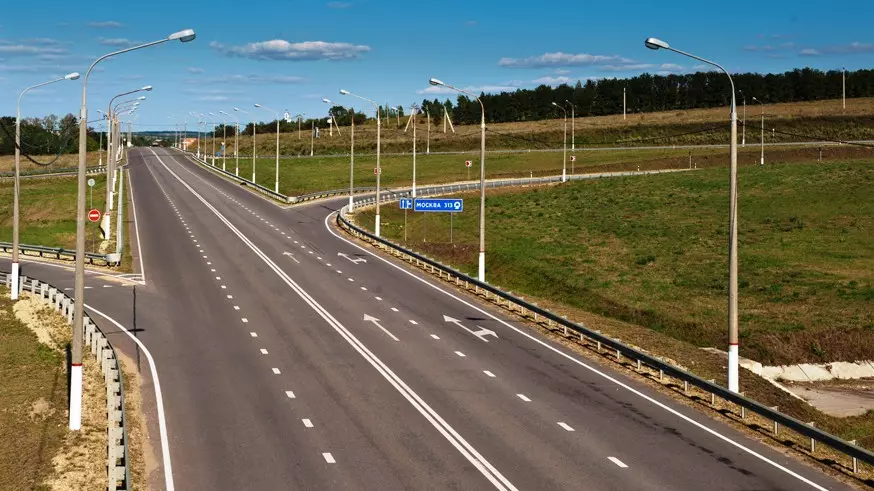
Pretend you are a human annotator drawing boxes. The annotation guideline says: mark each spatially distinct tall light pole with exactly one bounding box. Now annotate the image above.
[254,104,281,194]
[739,90,746,147]
[429,77,487,282]
[405,104,419,197]
[341,89,382,236]
[325,98,355,211]
[565,100,575,151]
[623,86,627,120]
[72,28,196,432]
[752,97,765,166]
[842,66,846,110]
[219,111,230,171]
[105,87,151,238]
[233,107,247,176]
[11,72,80,301]
[551,102,568,181]
[646,36,740,393]
[188,111,199,156]
[297,112,306,139]
[208,112,217,164]
[426,109,431,154]
[310,119,315,156]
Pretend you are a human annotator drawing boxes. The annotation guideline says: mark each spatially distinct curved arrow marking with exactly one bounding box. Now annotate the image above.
[444,315,498,342]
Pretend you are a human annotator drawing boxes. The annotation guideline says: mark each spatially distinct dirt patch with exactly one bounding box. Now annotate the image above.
[28,398,55,423]
[117,350,156,489]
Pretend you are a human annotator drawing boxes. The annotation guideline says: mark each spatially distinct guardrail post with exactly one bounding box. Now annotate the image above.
[684,381,688,394]
[851,440,858,473]
[808,422,816,453]
[708,379,716,405]
[740,392,745,419]
[637,359,641,371]
[772,406,779,435]
[30,278,37,294]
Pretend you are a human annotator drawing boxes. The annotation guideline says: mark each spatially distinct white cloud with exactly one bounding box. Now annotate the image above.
[800,42,874,56]
[327,1,352,8]
[187,67,204,74]
[553,68,571,75]
[185,74,306,85]
[196,95,230,102]
[99,38,136,47]
[531,76,573,86]
[210,39,371,61]
[498,52,632,68]
[88,21,124,28]
[0,44,67,56]
[0,63,41,72]
[659,63,685,73]
[600,63,655,72]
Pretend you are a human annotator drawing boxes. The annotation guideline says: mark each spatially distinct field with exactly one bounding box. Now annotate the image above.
[354,161,873,366]
[0,175,107,251]
[200,142,873,197]
[191,97,874,156]
[0,151,104,173]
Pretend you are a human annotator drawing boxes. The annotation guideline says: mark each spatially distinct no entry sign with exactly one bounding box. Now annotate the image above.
[465,160,472,168]
[88,209,101,222]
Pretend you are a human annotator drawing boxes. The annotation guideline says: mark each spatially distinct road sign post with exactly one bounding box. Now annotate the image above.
[465,159,472,180]
[413,198,463,212]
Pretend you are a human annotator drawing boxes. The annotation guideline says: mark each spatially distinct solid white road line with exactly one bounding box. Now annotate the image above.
[86,305,174,491]
[303,419,314,428]
[557,422,575,432]
[322,452,336,464]
[323,210,830,491]
[483,370,496,378]
[154,149,517,491]
[516,394,531,402]
[608,457,628,468]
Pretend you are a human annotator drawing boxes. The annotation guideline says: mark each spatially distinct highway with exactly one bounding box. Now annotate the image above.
[8,146,854,490]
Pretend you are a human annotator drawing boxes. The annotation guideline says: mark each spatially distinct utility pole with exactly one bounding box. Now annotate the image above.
[623,86,626,120]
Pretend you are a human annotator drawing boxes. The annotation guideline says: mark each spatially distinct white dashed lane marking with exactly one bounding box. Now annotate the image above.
[557,422,575,432]
[250,332,258,337]
[272,368,281,375]
[517,394,531,402]
[322,453,336,464]
[608,457,628,468]
[260,349,268,355]
[409,320,418,325]
[483,370,496,378]
[285,391,295,398]
[431,334,440,340]
[455,351,466,358]
[302,419,313,428]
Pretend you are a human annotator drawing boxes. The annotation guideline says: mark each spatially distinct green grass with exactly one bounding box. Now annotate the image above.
[0,176,107,252]
[0,290,68,490]
[355,160,874,366]
[202,142,873,198]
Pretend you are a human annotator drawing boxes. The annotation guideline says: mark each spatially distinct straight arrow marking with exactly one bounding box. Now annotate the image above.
[364,314,399,341]
[282,251,300,264]
[338,252,367,264]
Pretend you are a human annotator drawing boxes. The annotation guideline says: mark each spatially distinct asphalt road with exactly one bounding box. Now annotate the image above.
[7,146,855,490]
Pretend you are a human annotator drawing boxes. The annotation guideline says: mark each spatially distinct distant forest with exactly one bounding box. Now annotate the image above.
[433,67,874,125]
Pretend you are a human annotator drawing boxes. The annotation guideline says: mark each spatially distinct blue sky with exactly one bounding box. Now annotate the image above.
[1,0,873,130]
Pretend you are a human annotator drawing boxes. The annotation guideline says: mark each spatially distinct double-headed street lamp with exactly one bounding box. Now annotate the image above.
[10,72,80,301]
[208,112,217,164]
[340,89,382,235]
[233,107,247,177]
[219,110,231,171]
[325,97,355,211]
[105,86,151,237]
[429,77,487,282]
[72,28,195,433]
[254,104,281,194]
[551,102,568,182]
[752,97,765,166]
[646,36,741,393]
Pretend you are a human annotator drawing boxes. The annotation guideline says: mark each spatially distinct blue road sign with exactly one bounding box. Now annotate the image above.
[414,198,463,212]
[399,198,413,210]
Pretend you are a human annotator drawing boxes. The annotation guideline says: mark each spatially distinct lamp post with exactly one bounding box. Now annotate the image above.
[341,89,382,236]
[208,112,217,165]
[11,72,80,301]
[325,97,355,211]
[646,36,740,393]
[405,104,419,197]
[739,90,746,147]
[752,97,764,166]
[72,28,196,432]
[219,110,230,171]
[429,77,487,282]
[233,107,247,177]
[842,67,846,110]
[565,99,575,151]
[105,87,151,238]
[310,119,315,156]
[254,104,281,194]
[552,102,568,181]
[297,112,306,139]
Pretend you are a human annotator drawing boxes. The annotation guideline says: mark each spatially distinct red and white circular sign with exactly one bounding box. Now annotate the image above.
[465,160,472,168]
[88,209,101,222]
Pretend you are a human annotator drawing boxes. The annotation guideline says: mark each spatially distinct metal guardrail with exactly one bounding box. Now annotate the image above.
[336,201,873,476]
[183,152,292,203]
[0,242,119,266]
[0,165,106,180]
[1,271,131,491]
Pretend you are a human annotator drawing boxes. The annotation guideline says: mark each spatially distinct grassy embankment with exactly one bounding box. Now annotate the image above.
[353,161,874,448]
[0,152,103,174]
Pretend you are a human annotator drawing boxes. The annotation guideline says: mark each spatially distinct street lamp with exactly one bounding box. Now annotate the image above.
[10,71,80,301]
[219,110,231,171]
[233,107,247,177]
[565,100,575,152]
[72,28,195,433]
[325,97,355,211]
[105,86,151,237]
[551,102,568,181]
[752,97,765,166]
[254,104,281,194]
[208,112,217,164]
[739,90,746,147]
[429,77,487,282]
[340,89,382,236]
[646,36,741,393]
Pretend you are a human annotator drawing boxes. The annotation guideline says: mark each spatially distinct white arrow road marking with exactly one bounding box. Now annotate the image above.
[364,314,399,342]
[443,315,498,342]
[282,251,300,264]
[338,252,367,264]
